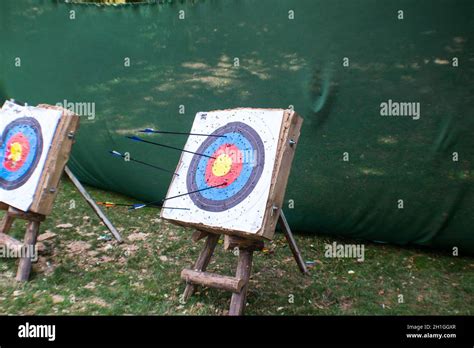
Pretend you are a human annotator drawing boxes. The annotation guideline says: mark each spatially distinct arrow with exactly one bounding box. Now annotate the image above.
[130,204,190,211]
[109,150,178,176]
[163,183,227,202]
[128,183,226,211]
[97,201,189,211]
[139,128,226,138]
[97,201,131,208]
[126,136,216,159]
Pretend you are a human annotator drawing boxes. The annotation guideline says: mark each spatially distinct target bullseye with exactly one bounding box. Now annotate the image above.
[212,153,232,177]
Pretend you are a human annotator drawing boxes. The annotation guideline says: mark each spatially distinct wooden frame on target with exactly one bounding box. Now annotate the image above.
[27,104,80,215]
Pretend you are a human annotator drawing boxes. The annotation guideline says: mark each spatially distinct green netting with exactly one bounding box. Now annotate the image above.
[1,0,473,253]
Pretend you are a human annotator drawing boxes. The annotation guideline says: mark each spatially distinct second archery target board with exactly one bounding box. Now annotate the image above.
[161,108,303,240]
[0,101,61,211]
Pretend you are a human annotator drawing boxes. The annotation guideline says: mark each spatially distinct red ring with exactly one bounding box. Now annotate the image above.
[205,144,243,187]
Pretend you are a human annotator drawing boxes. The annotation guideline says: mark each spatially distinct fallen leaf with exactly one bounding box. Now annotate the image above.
[127,232,149,242]
[102,244,113,251]
[37,231,57,241]
[52,295,65,304]
[56,223,73,229]
[67,241,91,253]
[99,256,114,263]
[84,282,96,290]
[121,244,139,252]
[87,297,109,308]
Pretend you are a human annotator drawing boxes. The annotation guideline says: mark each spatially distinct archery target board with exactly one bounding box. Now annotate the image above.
[0,101,62,211]
[161,108,288,238]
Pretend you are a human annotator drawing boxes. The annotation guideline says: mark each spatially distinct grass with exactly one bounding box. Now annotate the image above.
[0,178,472,315]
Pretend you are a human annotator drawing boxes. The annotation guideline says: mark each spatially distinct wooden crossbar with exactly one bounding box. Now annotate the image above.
[181,269,244,293]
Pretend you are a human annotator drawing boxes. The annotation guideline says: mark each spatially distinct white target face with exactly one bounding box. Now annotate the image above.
[161,108,284,235]
[0,101,61,212]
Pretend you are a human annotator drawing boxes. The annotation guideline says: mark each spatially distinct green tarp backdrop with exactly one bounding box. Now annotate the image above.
[1,0,473,252]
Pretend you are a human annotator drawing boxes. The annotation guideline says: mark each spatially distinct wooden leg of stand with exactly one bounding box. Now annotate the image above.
[0,214,15,234]
[278,211,309,275]
[182,233,220,301]
[16,220,40,282]
[65,166,123,243]
[229,249,254,316]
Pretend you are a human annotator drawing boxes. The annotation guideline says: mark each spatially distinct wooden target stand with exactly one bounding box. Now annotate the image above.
[179,110,308,315]
[0,104,80,281]
[181,212,308,315]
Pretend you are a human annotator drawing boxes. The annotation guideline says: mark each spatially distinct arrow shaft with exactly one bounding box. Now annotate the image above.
[129,157,178,176]
[97,202,130,207]
[141,129,225,138]
[131,183,226,210]
[127,136,215,159]
[110,150,178,176]
[163,183,226,202]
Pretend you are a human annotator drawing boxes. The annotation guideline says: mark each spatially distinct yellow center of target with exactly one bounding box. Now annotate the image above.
[212,154,232,177]
[9,142,22,162]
